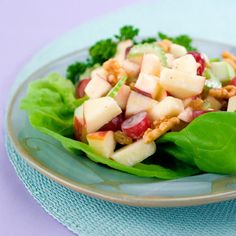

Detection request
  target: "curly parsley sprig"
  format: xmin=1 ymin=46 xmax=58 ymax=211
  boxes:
xmin=66 ymin=26 xmax=197 ymax=84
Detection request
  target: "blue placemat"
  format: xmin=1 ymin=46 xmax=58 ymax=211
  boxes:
xmin=5 ymin=0 xmax=236 ymax=235
xmin=6 ymin=138 xmax=236 ymax=236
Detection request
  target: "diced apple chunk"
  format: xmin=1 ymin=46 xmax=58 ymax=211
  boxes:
xmin=111 ymin=139 xmax=156 ymax=166
xmin=114 ymin=85 xmax=131 ymax=110
xmin=227 ymin=96 xmax=236 ymax=112
xmin=74 ymin=105 xmax=87 ymax=142
xmin=160 ymin=68 xmax=205 ymax=99
xmin=178 ymin=107 xmax=193 ymax=123
xmin=135 ymin=73 xmax=161 ymax=99
xmin=85 ymin=77 xmax=112 ymax=98
xmin=150 ymin=96 xmax=184 ymax=120
xmin=122 ymin=59 xmax=140 ymax=79
xmin=84 ymin=97 xmax=122 ymax=133
xmin=125 ymin=91 xmax=158 ymax=117
xmin=155 ymin=84 xmax=167 ymax=101
xmin=91 ymin=67 xmax=108 ymax=81
xmin=170 ymin=44 xmax=187 ymax=58
xmin=205 ymin=96 xmax=222 ymax=110
xmin=115 ymin=40 xmax=133 ymax=64
xmin=87 ymin=131 xmax=116 ymax=158
xmin=172 ymin=54 xmax=197 ymax=75
xmin=166 ymin=53 xmax=175 ymax=68
xmin=140 ymin=53 xmax=161 ymax=76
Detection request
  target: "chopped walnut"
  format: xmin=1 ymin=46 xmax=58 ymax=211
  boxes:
xmin=114 ymin=131 xmax=133 ymax=145
xmin=209 ymin=85 xmax=236 ymax=99
xmin=157 ymin=39 xmax=172 ymax=52
xmin=222 ymin=51 xmax=236 ymax=62
xmin=188 ymin=98 xmax=204 ymax=110
xmin=222 ymin=51 xmax=236 ymax=71
xmin=143 ymin=117 xmax=180 ymax=143
xmin=103 ymin=59 xmax=127 ymax=86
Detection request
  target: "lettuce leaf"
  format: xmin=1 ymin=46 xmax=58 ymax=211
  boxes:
xmin=20 ymin=73 xmax=199 ymax=179
xmin=21 ymin=73 xmax=87 ymax=137
xmin=157 ymin=112 xmax=236 ymax=174
xmin=34 ymin=127 xmax=200 ymax=179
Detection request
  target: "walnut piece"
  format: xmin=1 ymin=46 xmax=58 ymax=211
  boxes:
xmin=209 ymin=85 xmax=236 ymax=99
xmin=114 ymin=131 xmax=133 ymax=145
xmin=103 ymin=59 xmax=127 ymax=86
xmin=188 ymin=98 xmax=204 ymax=110
xmin=157 ymin=39 xmax=172 ymax=52
xmin=222 ymin=51 xmax=236 ymax=71
xmin=143 ymin=117 xmax=180 ymax=143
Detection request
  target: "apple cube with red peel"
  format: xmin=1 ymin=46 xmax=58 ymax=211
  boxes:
xmin=125 ymin=91 xmax=158 ymax=117
xmin=111 ymin=139 xmax=156 ymax=166
xmin=150 ymin=96 xmax=184 ymax=120
xmin=87 ymin=131 xmax=116 ymax=158
xmin=178 ymin=107 xmax=193 ymax=123
xmin=113 ymin=85 xmax=131 ymax=110
xmin=74 ymin=105 xmax=87 ymax=142
xmin=170 ymin=44 xmax=187 ymax=58
xmin=75 ymin=79 xmax=90 ymax=98
xmin=227 ymin=96 xmax=236 ymax=112
xmin=134 ymin=73 xmax=161 ymax=99
xmin=160 ymin=68 xmax=205 ymax=99
xmin=122 ymin=59 xmax=140 ymax=79
xmin=140 ymin=53 xmax=161 ymax=76
xmin=115 ymin=40 xmax=133 ymax=64
xmin=205 ymin=96 xmax=222 ymax=110
xmin=172 ymin=54 xmax=197 ymax=76
xmin=121 ymin=112 xmax=151 ymax=139
xmin=84 ymin=97 xmax=122 ymax=133
xmin=91 ymin=67 xmax=108 ymax=81
xmin=85 ymin=77 xmax=112 ymax=98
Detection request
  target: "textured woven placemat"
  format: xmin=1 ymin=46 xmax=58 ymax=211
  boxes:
xmin=6 ymin=138 xmax=236 ymax=236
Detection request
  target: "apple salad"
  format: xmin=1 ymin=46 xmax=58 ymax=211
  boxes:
xmin=21 ymin=26 xmax=236 ymax=178
xmin=73 ymin=40 xmax=236 ymax=167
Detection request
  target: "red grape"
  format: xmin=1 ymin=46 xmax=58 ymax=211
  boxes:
xmin=188 ymin=51 xmax=206 ymax=75
xmin=121 ymin=111 xmax=151 ymax=139
xmin=100 ymin=114 xmax=124 ymax=132
xmin=231 ymin=77 xmax=236 ymax=86
xmin=75 ymin=79 xmax=90 ymax=98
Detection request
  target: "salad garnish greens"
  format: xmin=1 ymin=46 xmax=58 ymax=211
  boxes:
xmin=21 ymin=25 xmax=236 ymax=179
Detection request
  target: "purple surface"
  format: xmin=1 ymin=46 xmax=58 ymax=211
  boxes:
xmin=0 ymin=1 xmax=136 ymax=235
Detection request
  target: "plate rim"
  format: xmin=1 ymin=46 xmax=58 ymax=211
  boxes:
xmin=6 ymin=39 xmax=236 ymax=207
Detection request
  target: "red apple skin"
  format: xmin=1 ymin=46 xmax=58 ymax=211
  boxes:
xmin=100 ymin=114 xmax=124 ymax=132
xmin=134 ymin=87 xmax=152 ymax=98
xmin=192 ymin=110 xmax=213 ymax=119
xmin=75 ymin=79 xmax=91 ymax=98
xmin=74 ymin=117 xmax=87 ymax=142
xmin=74 ymin=117 xmax=83 ymax=140
xmin=188 ymin=52 xmax=206 ymax=75
xmin=121 ymin=112 xmax=151 ymax=139
xmin=231 ymin=77 xmax=236 ymax=86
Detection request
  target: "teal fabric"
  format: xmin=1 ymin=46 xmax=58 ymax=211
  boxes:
xmin=5 ymin=0 xmax=236 ymax=235
xmin=6 ymin=139 xmax=236 ymax=236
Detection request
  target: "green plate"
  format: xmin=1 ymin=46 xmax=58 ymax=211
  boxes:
xmin=6 ymin=39 xmax=236 ymax=207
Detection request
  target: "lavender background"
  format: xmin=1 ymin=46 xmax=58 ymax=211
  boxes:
xmin=0 ymin=0 xmax=137 ymax=235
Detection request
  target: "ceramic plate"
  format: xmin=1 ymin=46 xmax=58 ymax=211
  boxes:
xmin=6 ymin=39 xmax=236 ymax=207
